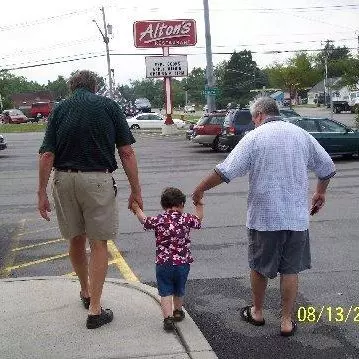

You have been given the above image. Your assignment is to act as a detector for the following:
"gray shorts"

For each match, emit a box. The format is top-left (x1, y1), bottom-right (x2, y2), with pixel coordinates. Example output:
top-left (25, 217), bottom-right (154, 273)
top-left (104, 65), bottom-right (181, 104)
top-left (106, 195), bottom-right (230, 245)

top-left (248, 229), bottom-right (311, 279)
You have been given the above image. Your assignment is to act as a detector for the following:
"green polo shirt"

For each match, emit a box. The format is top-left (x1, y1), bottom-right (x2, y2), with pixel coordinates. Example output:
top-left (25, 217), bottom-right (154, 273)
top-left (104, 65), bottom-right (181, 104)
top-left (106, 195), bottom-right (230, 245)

top-left (39, 88), bottom-right (135, 172)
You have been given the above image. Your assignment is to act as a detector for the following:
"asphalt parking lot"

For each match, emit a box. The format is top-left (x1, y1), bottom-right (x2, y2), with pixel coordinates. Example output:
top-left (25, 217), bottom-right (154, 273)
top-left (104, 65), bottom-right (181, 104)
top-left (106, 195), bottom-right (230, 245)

top-left (0, 110), bottom-right (358, 358)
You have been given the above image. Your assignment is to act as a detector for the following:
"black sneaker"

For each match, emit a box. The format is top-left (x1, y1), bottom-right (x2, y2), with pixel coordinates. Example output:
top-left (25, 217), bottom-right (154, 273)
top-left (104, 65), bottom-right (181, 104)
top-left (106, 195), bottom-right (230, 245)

top-left (86, 308), bottom-right (113, 329)
top-left (173, 309), bottom-right (185, 322)
top-left (163, 317), bottom-right (175, 332)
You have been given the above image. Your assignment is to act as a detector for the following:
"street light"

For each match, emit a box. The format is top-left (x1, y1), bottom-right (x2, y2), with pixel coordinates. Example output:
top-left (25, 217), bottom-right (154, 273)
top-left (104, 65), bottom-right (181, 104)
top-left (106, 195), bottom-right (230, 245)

top-left (93, 7), bottom-right (113, 99)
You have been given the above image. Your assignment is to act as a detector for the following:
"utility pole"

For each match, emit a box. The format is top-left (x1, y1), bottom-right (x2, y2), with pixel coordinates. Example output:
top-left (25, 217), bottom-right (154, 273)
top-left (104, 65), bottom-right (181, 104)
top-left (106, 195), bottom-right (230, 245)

top-left (93, 7), bottom-right (113, 99)
top-left (203, 0), bottom-right (216, 112)
top-left (322, 39), bottom-right (333, 109)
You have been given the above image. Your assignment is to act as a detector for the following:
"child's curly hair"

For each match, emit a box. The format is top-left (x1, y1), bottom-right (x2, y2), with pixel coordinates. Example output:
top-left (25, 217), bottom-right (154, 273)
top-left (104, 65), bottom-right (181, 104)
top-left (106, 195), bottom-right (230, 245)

top-left (160, 187), bottom-right (186, 209)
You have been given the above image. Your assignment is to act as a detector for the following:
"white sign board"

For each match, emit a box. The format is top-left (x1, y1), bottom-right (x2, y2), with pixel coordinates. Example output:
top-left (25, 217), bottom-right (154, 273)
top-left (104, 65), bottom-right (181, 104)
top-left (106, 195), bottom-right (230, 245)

top-left (145, 55), bottom-right (188, 78)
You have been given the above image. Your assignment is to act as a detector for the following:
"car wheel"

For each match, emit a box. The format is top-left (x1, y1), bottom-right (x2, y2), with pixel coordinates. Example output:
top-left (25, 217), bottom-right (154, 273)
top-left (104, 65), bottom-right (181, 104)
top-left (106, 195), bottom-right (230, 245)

top-left (131, 124), bottom-right (140, 130)
top-left (211, 136), bottom-right (220, 152)
top-left (343, 153), bottom-right (353, 159)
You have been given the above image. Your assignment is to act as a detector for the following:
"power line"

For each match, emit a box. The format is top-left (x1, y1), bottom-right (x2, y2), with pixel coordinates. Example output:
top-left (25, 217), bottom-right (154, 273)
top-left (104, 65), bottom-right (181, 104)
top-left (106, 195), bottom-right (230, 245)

top-left (1, 47), bottom-right (358, 72)
top-left (0, 8), bottom-right (96, 32)
top-left (1, 4), bottom-right (358, 33)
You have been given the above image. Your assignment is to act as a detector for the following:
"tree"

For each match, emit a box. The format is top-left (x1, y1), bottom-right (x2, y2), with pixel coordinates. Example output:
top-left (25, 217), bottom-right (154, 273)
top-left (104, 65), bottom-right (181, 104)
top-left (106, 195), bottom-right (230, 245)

top-left (0, 70), bottom-right (44, 109)
top-left (266, 53), bottom-right (321, 99)
top-left (221, 50), bottom-right (260, 106)
top-left (181, 67), bottom-right (206, 106)
top-left (337, 57), bottom-right (359, 88)
top-left (316, 43), bottom-right (351, 78)
top-left (46, 76), bottom-right (68, 100)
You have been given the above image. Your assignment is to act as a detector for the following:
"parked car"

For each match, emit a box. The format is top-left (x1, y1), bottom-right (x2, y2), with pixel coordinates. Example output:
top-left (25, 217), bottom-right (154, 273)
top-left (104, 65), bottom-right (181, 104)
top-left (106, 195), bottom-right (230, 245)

top-left (218, 108), bottom-right (302, 151)
top-left (218, 109), bottom-right (254, 151)
top-left (191, 112), bottom-right (227, 151)
top-left (134, 98), bottom-right (151, 113)
top-left (126, 113), bottom-right (186, 130)
top-left (285, 116), bottom-right (359, 158)
top-left (184, 104), bottom-right (195, 113)
top-left (0, 109), bottom-right (28, 124)
top-left (0, 134), bottom-right (7, 150)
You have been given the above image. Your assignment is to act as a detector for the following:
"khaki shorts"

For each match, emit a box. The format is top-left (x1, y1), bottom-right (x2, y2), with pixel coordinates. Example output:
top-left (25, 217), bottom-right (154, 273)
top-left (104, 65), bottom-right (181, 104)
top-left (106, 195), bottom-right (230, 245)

top-left (52, 170), bottom-right (119, 240)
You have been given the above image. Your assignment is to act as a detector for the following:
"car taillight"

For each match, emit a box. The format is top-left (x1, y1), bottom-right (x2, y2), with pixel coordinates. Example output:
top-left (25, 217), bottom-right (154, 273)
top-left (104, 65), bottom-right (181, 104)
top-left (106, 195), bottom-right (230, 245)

top-left (228, 126), bottom-right (236, 135)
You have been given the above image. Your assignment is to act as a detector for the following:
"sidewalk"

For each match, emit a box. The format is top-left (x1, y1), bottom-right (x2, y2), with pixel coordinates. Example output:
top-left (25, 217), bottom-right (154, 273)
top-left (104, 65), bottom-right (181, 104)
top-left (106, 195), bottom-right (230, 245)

top-left (0, 277), bottom-right (218, 359)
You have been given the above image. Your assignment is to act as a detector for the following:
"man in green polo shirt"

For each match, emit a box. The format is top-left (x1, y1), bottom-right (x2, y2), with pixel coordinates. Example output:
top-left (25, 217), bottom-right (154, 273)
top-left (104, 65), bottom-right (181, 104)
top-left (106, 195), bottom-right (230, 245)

top-left (38, 70), bottom-right (142, 329)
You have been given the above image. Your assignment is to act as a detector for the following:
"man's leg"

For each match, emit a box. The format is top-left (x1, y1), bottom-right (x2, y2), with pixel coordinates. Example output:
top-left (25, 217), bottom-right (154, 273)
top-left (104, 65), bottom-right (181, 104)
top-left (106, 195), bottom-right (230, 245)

top-left (280, 273), bottom-right (298, 332)
top-left (250, 269), bottom-right (268, 321)
top-left (88, 239), bottom-right (108, 315)
top-left (69, 234), bottom-right (89, 297)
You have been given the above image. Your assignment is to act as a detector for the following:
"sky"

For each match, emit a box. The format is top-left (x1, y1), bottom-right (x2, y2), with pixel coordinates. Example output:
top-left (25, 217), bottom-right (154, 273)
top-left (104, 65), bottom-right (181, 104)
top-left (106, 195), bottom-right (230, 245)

top-left (1, 0), bottom-right (358, 87)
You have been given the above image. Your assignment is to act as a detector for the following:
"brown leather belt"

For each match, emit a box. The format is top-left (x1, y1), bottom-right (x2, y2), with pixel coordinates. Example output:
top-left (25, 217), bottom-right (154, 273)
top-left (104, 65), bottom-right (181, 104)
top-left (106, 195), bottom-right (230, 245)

top-left (55, 168), bottom-right (110, 173)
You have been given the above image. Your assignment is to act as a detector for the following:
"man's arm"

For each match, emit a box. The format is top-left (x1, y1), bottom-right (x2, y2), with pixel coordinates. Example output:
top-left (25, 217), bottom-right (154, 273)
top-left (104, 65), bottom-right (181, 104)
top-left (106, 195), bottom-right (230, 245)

top-left (192, 170), bottom-right (224, 204)
top-left (117, 144), bottom-right (143, 211)
top-left (311, 178), bottom-right (331, 215)
top-left (38, 152), bottom-right (55, 221)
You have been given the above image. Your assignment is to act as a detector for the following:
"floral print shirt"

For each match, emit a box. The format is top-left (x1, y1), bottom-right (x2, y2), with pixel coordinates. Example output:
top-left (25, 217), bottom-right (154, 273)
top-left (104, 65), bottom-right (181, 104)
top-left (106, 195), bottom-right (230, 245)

top-left (143, 210), bottom-right (201, 265)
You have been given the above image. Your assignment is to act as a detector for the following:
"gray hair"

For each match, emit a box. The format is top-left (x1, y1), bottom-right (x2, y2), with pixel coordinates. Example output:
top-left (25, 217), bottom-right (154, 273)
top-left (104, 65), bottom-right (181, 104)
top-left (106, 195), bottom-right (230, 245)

top-left (250, 97), bottom-right (280, 117)
top-left (68, 70), bottom-right (97, 93)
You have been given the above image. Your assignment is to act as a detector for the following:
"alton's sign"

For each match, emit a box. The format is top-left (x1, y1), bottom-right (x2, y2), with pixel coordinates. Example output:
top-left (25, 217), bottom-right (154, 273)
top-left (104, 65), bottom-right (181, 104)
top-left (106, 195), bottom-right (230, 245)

top-left (133, 19), bottom-right (197, 48)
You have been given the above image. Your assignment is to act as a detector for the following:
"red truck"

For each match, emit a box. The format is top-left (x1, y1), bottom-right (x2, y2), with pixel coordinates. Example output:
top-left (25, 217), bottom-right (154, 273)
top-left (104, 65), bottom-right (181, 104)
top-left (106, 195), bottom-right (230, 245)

top-left (30, 102), bottom-right (53, 120)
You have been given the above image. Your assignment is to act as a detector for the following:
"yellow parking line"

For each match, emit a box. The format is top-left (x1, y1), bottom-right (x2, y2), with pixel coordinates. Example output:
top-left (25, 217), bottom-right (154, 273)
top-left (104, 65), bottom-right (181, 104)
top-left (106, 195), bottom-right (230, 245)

top-left (12, 238), bottom-right (66, 251)
top-left (107, 240), bottom-right (139, 282)
top-left (17, 227), bottom-right (59, 237)
top-left (5, 253), bottom-right (69, 272)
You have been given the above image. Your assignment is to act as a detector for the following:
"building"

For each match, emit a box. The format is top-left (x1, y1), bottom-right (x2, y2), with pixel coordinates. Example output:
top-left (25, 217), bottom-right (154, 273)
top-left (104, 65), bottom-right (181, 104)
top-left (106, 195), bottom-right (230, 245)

top-left (10, 91), bottom-right (54, 117)
top-left (307, 78), bottom-right (341, 105)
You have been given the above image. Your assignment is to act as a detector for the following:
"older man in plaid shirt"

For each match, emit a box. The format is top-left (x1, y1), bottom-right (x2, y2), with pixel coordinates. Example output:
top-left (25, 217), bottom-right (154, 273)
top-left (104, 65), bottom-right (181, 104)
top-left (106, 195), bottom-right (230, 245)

top-left (192, 97), bottom-right (335, 336)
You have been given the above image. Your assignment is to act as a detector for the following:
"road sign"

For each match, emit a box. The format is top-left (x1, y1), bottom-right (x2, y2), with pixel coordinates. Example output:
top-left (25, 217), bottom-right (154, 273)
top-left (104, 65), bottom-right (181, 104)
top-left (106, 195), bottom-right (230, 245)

top-left (145, 55), bottom-right (188, 78)
top-left (133, 19), bottom-right (197, 48)
top-left (203, 87), bottom-right (218, 95)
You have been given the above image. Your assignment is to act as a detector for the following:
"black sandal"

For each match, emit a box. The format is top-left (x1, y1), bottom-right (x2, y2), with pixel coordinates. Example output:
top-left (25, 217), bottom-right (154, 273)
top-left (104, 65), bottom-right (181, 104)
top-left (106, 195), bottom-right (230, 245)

top-left (240, 305), bottom-right (265, 326)
top-left (163, 316), bottom-right (175, 332)
top-left (80, 292), bottom-right (90, 310)
top-left (173, 309), bottom-right (185, 322)
top-left (86, 308), bottom-right (113, 329)
top-left (280, 320), bottom-right (297, 337)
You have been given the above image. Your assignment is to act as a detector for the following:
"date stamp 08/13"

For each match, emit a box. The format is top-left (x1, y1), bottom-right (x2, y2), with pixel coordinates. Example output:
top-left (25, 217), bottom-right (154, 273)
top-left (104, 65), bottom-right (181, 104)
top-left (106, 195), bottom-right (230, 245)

top-left (297, 306), bottom-right (359, 323)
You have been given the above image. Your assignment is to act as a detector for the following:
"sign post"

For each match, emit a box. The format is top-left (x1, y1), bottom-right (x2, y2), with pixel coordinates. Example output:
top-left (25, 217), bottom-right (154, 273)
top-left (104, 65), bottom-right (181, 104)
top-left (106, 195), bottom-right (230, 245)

top-left (134, 19), bottom-right (197, 134)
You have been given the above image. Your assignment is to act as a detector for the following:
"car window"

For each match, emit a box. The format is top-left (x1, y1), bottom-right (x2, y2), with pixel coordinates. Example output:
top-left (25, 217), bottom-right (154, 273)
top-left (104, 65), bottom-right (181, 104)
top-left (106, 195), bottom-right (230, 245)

top-left (317, 119), bottom-right (347, 133)
top-left (208, 116), bottom-right (225, 125)
top-left (148, 114), bottom-right (162, 121)
top-left (235, 111), bottom-right (252, 125)
top-left (137, 115), bottom-right (149, 121)
top-left (295, 119), bottom-right (319, 132)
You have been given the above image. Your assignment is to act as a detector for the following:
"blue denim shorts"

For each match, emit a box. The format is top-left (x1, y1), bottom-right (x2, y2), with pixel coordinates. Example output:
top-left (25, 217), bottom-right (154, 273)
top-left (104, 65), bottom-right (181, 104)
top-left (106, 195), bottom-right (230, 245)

top-left (156, 263), bottom-right (190, 297)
